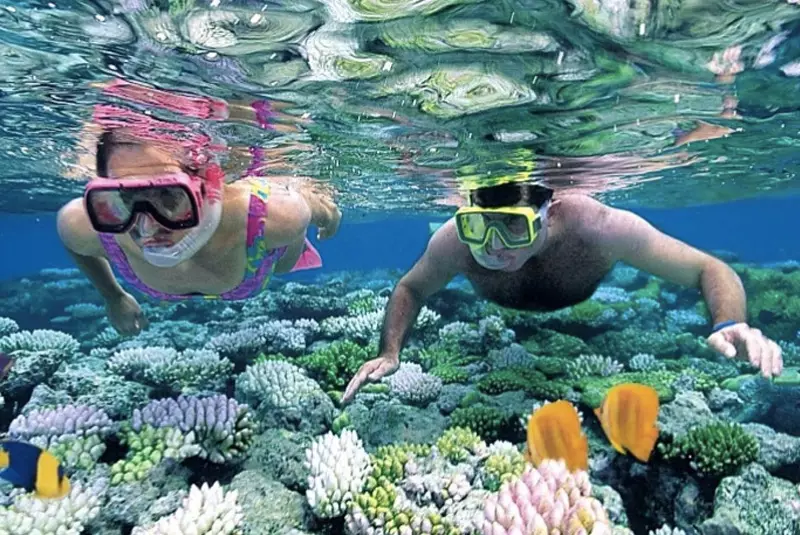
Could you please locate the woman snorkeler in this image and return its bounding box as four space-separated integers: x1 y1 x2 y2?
57 79 341 335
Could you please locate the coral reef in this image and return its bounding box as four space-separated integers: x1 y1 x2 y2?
0 261 798 534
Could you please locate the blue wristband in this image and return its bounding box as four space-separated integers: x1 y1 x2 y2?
712 320 737 333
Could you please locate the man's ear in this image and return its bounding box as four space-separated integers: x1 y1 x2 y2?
545 199 561 225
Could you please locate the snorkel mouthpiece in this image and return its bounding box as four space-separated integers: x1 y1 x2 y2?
141 164 224 267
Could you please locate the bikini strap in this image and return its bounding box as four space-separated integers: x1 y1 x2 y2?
218 179 286 300
96 234 175 300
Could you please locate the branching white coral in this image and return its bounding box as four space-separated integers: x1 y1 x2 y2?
305 429 372 519
0 480 105 535
132 482 242 535
0 317 19 337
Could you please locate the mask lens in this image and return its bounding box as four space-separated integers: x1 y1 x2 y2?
141 186 195 223
498 214 531 242
87 190 134 227
482 211 534 247
457 213 488 244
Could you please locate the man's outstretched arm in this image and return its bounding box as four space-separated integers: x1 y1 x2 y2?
591 201 781 378
342 221 465 403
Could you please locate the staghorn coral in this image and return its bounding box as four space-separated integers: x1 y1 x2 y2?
566 354 624 380
480 459 612 535
131 395 254 463
488 344 534 370
306 429 373 519
321 306 440 344
320 311 384 344
108 346 233 394
132 482 243 534
64 302 105 320
627 353 665 372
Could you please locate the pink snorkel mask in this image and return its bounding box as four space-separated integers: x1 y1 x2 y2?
84 165 225 267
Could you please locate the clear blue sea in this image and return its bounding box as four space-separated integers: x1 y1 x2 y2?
0 1 799 534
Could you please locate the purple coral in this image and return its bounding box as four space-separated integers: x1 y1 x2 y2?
10 404 114 440
481 459 612 535
131 395 254 463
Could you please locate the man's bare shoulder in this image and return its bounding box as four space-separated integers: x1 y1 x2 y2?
551 194 612 235
427 219 471 269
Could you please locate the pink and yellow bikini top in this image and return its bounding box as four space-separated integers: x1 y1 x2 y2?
97 180 287 301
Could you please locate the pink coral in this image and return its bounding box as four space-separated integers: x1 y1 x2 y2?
481 459 612 535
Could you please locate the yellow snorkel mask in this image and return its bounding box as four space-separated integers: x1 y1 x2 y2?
454 182 553 250
455 205 542 249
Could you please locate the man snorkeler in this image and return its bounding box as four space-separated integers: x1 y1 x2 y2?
343 181 782 403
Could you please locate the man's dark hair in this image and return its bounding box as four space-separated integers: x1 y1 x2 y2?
469 182 553 208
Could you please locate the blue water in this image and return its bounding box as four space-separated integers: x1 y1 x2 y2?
2 195 797 281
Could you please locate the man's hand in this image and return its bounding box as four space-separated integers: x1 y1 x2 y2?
707 322 783 378
342 354 400 405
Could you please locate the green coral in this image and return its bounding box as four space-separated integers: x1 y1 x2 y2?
458 390 490 408
480 450 525 492
477 367 545 395
658 422 759 478
632 278 661 300
670 357 739 381
588 328 679 360
435 427 484 464
448 405 515 442
48 435 106 471
576 371 678 408
332 412 352 434
110 424 201 485
362 383 391 394
350 479 459 535
682 369 718 393
346 290 382 315
722 366 800 391
531 356 571 377
365 443 431 490
411 344 479 370
293 340 373 391
524 329 592 357
429 364 469 384
568 300 610 322
524 378 572 401
747 289 800 340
